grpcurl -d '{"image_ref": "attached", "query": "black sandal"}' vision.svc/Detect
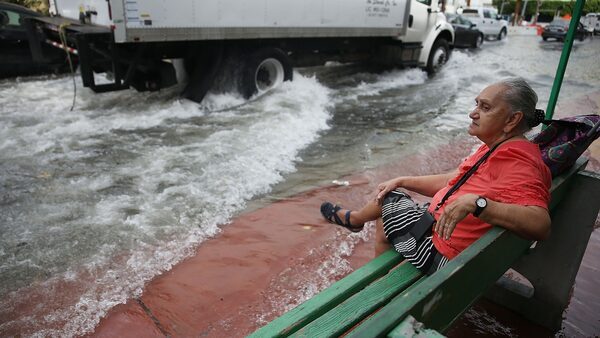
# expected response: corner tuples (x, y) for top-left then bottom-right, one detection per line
(320, 202), (364, 233)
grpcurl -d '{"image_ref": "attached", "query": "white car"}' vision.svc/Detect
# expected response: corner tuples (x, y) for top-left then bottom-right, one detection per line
(461, 7), (509, 40)
(582, 13), (599, 34)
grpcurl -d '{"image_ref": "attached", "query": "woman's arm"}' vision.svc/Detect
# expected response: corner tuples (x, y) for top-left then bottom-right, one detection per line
(376, 169), (458, 203)
(435, 193), (551, 241)
(479, 199), (551, 240)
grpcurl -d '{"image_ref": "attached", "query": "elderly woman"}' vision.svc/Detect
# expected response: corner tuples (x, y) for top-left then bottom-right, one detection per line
(320, 78), (552, 275)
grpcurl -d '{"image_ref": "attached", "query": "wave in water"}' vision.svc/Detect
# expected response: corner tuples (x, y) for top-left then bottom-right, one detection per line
(0, 73), (332, 337)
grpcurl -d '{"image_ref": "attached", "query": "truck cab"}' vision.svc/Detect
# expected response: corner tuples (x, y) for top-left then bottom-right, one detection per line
(403, 0), (454, 73)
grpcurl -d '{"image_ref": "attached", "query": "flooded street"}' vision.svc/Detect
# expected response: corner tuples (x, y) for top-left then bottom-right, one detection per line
(1, 34), (599, 337)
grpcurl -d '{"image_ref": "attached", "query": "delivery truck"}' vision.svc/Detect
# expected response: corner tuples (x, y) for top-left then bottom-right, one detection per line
(27, 0), (454, 103)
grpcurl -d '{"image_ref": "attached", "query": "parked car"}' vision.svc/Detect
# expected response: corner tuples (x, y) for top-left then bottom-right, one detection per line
(0, 2), (73, 79)
(461, 7), (508, 40)
(541, 18), (589, 42)
(446, 14), (485, 48)
(582, 13), (599, 34)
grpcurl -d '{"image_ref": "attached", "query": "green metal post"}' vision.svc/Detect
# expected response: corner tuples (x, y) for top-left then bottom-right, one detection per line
(545, 0), (586, 120)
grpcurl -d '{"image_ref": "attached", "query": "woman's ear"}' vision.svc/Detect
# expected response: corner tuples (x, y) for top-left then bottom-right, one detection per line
(504, 111), (524, 133)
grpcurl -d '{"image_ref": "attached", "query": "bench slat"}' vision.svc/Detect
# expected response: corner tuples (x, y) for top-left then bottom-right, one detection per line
(290, 263), (422, 338)
(548, 157), (588, 209)
(387, 315), (446, 338)
(248, 249), (404, 337)
(346, 227), (530, 337)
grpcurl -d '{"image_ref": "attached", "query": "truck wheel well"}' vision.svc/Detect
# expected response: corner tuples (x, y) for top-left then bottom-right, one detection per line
(437, 30), (454, 48)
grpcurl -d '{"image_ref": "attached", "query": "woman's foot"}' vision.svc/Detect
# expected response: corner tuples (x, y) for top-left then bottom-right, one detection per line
(320, 202), (364, 232)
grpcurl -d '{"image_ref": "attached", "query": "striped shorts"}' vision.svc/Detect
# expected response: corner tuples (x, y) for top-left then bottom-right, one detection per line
(381, 190), (449, 275)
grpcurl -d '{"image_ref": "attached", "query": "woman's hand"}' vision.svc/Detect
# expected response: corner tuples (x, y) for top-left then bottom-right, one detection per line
(375, 178), (402, 205)
(435, 193), (478, 240)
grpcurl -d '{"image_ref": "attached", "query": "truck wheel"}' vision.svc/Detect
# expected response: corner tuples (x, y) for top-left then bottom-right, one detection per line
(498, 28), (507, 40)
(239, 47), (293, 99)
(426, 38), (449, 74)
(473, 33), (484, 48)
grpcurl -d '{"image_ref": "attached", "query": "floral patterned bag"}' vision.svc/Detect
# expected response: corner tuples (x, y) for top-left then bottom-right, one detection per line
(532, 114), (600, 177)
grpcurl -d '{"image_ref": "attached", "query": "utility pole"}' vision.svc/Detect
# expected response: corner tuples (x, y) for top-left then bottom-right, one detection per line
(534, 0), (541, 24)
(521, 0), (529, 21)
(500, 0), (508, 14)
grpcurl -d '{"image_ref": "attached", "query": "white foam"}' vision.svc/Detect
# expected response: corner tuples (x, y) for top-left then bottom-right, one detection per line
(337, 68), (429, 103)
(0, 72), (333, 337)
(356, 68), (428, 95)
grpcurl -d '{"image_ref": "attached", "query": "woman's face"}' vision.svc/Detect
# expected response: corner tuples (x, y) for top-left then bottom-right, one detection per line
(468, 83), (513, 145)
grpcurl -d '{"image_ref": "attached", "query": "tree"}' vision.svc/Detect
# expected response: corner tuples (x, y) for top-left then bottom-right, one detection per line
(4, 0), (49, 14)
(513, 0), (522, 25)
(493, 0), (599, 21)
(584, 0), (600, 13)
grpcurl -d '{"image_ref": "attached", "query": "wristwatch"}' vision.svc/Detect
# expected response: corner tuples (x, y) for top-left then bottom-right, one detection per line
(473, 196), (487, 217)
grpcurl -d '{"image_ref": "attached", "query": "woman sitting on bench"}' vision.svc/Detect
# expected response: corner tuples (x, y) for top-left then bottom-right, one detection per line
(321, 78), (552, 275)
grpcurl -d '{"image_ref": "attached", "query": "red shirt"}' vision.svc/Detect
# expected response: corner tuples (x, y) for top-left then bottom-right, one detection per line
(429, 140), (552, 259)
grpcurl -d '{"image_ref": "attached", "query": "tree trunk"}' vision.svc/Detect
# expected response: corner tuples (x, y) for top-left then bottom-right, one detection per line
(513, 0), (522, 26)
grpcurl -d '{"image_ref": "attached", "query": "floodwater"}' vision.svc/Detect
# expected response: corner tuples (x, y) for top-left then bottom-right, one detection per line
(1, 35), (599, 337)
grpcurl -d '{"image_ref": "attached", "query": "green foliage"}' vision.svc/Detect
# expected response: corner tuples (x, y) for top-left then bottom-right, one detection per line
(3, 0), (48, 14)
(493, 0), (600, 17)
(585, 0), (600, 13)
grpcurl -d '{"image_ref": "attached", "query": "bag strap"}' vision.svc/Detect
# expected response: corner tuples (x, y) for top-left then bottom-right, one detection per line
(434, 139), (507, 211)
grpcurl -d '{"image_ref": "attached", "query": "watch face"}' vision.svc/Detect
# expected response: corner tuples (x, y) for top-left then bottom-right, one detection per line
(477, 198), (487, 208)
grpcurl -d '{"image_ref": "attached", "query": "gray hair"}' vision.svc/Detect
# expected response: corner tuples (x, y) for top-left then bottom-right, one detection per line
(497, 77), (544, 130)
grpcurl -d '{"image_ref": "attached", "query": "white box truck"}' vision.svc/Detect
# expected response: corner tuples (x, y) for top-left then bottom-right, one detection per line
(28, 0), (454, 103)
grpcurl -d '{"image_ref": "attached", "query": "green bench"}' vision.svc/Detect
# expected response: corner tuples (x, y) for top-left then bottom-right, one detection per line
(249, 157), (600, 337)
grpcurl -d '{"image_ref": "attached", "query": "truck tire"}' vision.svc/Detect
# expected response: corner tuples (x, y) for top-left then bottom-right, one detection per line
(239, 47), (293, 99)
(497, 28), (507, 40)
(426, 38), (449, 74)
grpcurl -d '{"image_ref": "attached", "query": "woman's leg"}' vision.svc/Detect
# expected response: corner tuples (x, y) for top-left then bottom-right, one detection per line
(328, 198), (391, 255)
(336, 199), (382, 226)
(375, 218), (391, 256)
